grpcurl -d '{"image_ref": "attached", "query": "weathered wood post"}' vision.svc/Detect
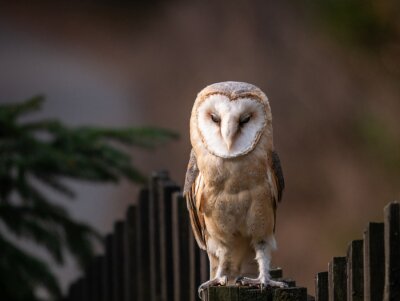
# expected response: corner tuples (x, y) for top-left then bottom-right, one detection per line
(75, 277), (85, 301)
(274, 287), (308, 301)
(315, 271), (328, 301)
(149, 172), (169, 301)
(92, 256), (103, 301)
(136, 189), (151, 301)
(189, 230), (203, 301)
(346, 240), (364, 301)
(84, 260), (93, 301)
(158, 179), (180, 301)
(189, 233), (210, 301)
(124, 205), (137, 301)
(328, 257), (347, 301)
(112, 221), (125, 301)
(384, 202), (400, 301)
(200, 269), (307, 301)
(67, 280), (79, 301)
(363, 222), (385, 301)
(84, 255), (102, 300)
(172, 192), (192, 301)
(201, 285), (308, 301)
(102, 234), (114, 301)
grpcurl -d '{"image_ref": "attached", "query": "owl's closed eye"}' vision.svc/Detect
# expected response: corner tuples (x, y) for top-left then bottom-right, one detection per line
(196, 94), (267, 158)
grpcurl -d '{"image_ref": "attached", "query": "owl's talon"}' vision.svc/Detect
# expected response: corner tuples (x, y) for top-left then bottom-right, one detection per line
(235, 276), (287, 289)
(235, 276), (244, 286)
(198, 276), (228, 298)
(235, 276), (258, 287)
(269, 279), (288, 288)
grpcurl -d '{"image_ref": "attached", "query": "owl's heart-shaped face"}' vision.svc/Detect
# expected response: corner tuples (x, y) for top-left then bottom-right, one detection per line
(196, 94), (267, 158)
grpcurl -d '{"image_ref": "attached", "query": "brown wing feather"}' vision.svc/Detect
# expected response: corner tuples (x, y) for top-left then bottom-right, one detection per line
(183, 149), (207, 250)
(269, 150), (285, 232)
(271, 150), (285, 202)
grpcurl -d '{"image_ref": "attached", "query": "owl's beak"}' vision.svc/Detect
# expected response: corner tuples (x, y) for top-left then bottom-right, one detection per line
(225, 138), (233, 151)
(221, 119), (237, 151)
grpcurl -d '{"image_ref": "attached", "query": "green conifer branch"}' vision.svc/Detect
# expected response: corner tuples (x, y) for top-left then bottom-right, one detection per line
(0, 96), (178, 300)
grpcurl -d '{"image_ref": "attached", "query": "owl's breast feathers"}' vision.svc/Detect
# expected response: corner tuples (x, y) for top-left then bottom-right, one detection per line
(184, 149), (284, 250)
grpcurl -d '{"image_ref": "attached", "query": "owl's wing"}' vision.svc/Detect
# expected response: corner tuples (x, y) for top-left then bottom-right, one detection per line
(271, 150), (285, 202)
(269, 150), (285, 232)
(183, 149), (207, 250)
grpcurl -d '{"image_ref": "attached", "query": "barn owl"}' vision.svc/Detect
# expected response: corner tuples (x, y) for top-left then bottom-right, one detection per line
(183, 81), (286, 294)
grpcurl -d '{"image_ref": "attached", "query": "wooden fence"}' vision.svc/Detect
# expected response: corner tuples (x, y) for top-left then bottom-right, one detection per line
(314, 201), (400, 301)
(65, 171), (210, 301)
(64, 171), (308, 301)
(65, 171), (399, 301)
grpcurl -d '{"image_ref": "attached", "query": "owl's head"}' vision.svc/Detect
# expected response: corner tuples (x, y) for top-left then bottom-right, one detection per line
(191, 81), (272, 158)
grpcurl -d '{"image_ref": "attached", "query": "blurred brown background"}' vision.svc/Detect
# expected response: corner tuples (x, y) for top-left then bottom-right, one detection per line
(1, 0), (400, 294)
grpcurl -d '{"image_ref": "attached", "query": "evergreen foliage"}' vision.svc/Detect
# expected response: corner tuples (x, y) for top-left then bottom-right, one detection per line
(0, 96), (178, 300)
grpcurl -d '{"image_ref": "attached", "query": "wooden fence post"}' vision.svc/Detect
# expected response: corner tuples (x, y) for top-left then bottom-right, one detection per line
(103, 234), (114, 301)
(202, 286), (307, 301)
(92, 256), (103, 301)
(274, 287), (308, 301)
(364, 222), (385, 301)
(190, 231), (203, 301)
(136, 189), (151, 301)
(75, 278), (85, 301)
(384, 202), (400, 301)
(84, 255), (101, 300)
(315, 271), (328, 301)
(67, 280), (79, 301)
(200, 250), (210, 285)
(149, 171), (169, 301)
(84, 260), (93, 301)
(347, 240), (364, 301)
(328, 257), (346, 301)
(124, 205), (137, 301)
(172, 192), (192, 301)
(112, 221), (125, 301)
(158, 180), (180, 301)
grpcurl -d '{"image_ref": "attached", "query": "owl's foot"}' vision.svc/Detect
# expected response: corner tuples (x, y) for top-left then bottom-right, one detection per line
(198, 275), (228, 298)
(235, 276), (288, 290)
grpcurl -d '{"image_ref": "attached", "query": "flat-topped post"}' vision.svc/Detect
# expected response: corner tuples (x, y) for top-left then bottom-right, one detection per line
(200, 268), (307, 301)
(201, 286), (308, 301)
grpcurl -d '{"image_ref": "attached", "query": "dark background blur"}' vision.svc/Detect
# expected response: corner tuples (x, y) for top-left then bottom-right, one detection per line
(1, 0), (400, 294)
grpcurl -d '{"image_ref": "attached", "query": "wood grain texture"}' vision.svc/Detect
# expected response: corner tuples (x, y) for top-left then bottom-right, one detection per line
(92, 256), (103, 301)
(103, 234), (114, 301)
(347, 240), (364, 301)
(364, 222), (385, 301)
(384, 202), (400, 301)
(270, 268), (283, 279)
(124, 205), (137, 301)
(172, 192), (192, 301)
(274, 287), (307, 301)
(158, 180), (180, 301)
(202, 286), (307, 301)
(149, 171), (169, 301)
(136, 189), (151, 301)
(315, 271), (328, 301)
(112, 221), (125, 301)
(328, 257), (346, 301)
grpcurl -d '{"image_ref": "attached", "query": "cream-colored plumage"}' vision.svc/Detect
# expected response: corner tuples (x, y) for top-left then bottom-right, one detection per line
(184, 82), (285, 292)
